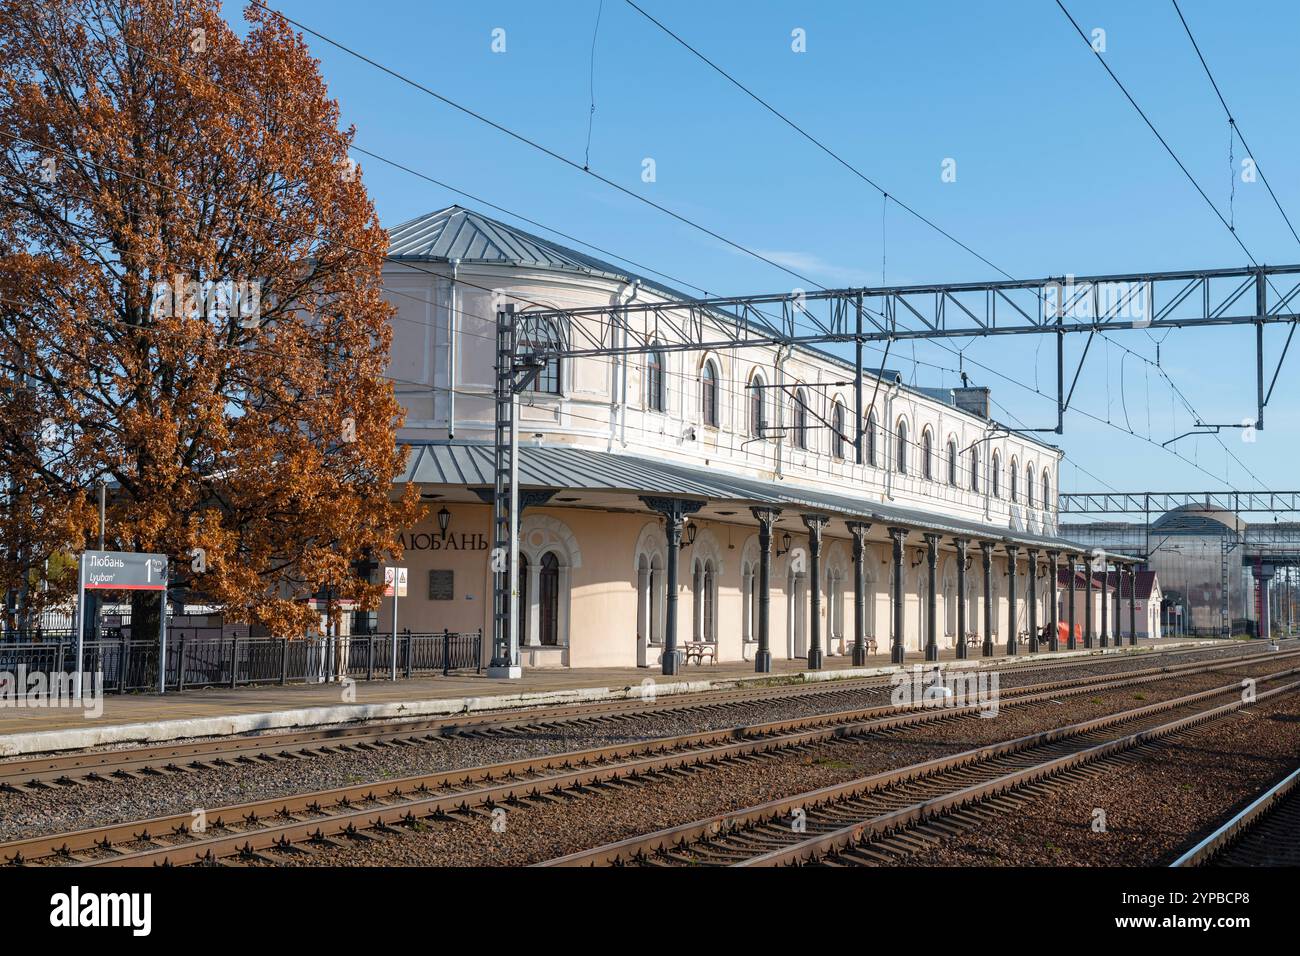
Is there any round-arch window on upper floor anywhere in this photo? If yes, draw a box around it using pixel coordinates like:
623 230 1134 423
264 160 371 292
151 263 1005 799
701 359 719 427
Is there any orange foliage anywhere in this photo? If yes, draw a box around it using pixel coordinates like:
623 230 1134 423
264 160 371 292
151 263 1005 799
0 0 422 635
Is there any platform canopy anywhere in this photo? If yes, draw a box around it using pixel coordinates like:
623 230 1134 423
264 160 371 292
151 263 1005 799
399 440 1129 557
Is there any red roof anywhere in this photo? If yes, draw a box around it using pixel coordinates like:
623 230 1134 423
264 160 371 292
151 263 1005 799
1056 568 1158 600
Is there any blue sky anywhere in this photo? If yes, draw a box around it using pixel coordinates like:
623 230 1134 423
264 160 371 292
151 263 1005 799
243 0 1300 501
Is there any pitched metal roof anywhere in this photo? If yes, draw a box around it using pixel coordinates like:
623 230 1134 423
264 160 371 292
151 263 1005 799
386 205 687 300
401 440 1097 553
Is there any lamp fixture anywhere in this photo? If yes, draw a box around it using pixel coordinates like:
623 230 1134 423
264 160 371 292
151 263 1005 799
436 506 451 538
776 532 793 557
685 521 698 547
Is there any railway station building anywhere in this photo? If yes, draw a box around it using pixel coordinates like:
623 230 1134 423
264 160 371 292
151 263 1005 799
378 206 1140 669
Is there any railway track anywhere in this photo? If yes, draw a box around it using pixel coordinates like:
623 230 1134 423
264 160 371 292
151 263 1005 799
4 649 1293 867
0 640 1278 793
1171 764 1300 867
539 668 1300 867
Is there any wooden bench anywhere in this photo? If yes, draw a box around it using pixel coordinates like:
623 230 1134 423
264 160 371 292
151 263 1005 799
683 642 716 665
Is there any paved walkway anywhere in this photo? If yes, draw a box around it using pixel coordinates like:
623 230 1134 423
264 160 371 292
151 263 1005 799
0 637 1223 756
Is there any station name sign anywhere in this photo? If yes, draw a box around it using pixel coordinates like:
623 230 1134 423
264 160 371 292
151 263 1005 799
397 532 488 552
81 550 169 591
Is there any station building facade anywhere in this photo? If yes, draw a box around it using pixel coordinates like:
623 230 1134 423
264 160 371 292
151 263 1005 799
378 206 1121 669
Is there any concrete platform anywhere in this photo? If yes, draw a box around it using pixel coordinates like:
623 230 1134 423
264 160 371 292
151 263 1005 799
0 638 1224 757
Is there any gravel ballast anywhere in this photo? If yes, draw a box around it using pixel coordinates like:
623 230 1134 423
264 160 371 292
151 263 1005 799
0 645 1285 847
257 658 1299 867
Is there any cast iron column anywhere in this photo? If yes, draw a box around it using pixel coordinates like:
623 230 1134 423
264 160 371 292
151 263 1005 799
924 533 940 662
1066 556 1076 655
1027 548 1040 654
641 497 704 676
750 507 781 673
1128 564 1138 645
803 514 829 670
981 541 995 658
847 521 871 666
954 538 969 661
1084 554 1094 649
1046 549 1060 652
1006 544 1020 656
889 527 908 664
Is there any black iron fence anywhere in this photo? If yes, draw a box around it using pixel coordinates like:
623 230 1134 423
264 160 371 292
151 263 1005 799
0 628 482 695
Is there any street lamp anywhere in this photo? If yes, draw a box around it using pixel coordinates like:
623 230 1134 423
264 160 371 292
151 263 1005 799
684 521 698 547
437 506 451 538
776 531 793 557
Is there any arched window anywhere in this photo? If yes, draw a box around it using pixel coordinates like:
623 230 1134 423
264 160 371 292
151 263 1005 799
693 557 717 643
518 553 530 645
831 401 845 460
750 374 767 438
991 451 1001 498
792 388 809 450
538 552 560 646
1010 458 1019 502
947 440 957 485
970 447 979 492
1027 465 1035 508
866 410 878 466
1042 470 1051 510
646 349 665 412
701 360 718 427
921 429 933 480
703 559 716 642
895 419 908 474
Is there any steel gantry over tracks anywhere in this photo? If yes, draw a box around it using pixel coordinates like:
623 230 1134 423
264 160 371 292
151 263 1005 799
488 263 1300 676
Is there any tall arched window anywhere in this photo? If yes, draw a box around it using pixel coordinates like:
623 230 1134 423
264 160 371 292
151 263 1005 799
895 419 908 474
1026 465 1035 508
750 374 767 438
970 448 979 491
947 440 957 485
701 360 719 427
831 401 845 460
1042 470 1051 510
703 559 716 642
518 553 530 645
991 451 1001 497
646 349 665 412
1010 458 1019 502
921 428 933 480
538 552 560 646
692 557 717 642
866 410 878 466
792 388 809 450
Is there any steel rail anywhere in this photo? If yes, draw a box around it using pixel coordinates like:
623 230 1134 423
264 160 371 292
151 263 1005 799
0 640 1257 790
24 652 1297 868
1169 763 1300 867
539 669 1300 866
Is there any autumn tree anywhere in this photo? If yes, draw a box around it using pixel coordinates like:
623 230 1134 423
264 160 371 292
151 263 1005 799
0 0 422 635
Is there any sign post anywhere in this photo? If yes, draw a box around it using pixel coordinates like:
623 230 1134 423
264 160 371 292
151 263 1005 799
384 566 408 680
76 550 168 699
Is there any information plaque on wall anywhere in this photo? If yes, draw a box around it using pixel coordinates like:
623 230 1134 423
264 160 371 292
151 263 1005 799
429 569 454 600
